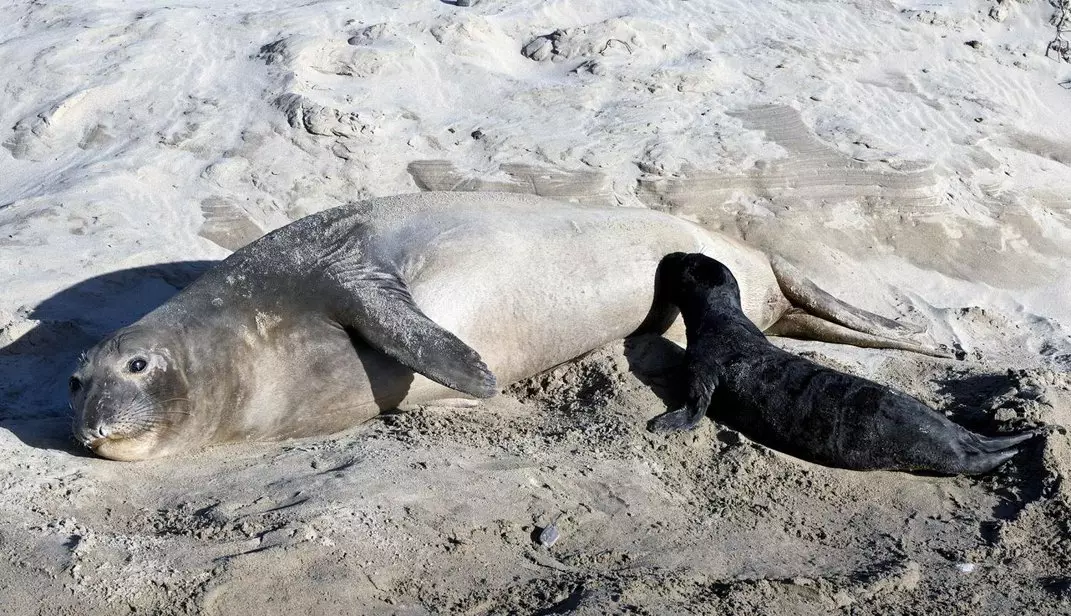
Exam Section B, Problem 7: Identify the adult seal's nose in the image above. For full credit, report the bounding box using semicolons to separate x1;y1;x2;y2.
79;422;112;446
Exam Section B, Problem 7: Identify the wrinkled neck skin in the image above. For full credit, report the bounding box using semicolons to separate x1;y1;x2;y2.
180;321;254;448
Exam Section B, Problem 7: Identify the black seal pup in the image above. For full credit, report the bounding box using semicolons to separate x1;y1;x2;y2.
647;252;1044;474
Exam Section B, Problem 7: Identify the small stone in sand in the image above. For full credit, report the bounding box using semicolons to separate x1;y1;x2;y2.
539;523;560;547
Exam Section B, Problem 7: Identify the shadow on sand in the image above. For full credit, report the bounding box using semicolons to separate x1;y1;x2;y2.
0;261;217;454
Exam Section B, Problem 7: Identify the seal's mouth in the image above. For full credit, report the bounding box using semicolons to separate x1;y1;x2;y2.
75;426;163;461
82;435;106;449
76;425;123;448
80;433;122;450
78;430;126;452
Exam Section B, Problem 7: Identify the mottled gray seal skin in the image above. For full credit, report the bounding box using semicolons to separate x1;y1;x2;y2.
70;192;942;461
648;252;1043;475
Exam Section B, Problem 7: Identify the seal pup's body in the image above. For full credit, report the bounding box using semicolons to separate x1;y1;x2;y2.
72;192;942;461
648;252;1042;474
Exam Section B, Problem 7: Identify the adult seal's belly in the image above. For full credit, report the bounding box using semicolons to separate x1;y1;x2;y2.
69;192;938;460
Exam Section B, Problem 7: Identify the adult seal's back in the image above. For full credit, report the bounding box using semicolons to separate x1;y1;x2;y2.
70;192;943;461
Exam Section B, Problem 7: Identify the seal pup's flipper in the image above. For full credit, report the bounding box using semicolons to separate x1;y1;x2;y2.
647;355;720;433
941;427;1047;475
958;448;1022;475
970;428;1046;453
326;272;497;398
936;427;1047;475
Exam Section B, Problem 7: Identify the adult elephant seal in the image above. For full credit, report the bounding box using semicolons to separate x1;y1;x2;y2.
70;191;941;461
647;252;1043;474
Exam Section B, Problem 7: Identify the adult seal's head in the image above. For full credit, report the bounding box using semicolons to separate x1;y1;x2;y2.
69;326;194;461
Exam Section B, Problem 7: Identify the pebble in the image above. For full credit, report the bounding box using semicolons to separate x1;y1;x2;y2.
539;522;560;547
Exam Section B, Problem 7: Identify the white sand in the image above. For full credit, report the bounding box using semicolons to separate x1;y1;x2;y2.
2;0;1071;613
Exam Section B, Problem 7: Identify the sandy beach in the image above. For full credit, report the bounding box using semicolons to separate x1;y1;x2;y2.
2;0;1071;613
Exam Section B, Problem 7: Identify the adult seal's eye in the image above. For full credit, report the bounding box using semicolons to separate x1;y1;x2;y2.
69;377;82;393
128;358;148;373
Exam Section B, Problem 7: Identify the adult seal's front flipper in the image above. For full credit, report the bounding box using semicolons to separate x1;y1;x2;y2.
324;265;498;399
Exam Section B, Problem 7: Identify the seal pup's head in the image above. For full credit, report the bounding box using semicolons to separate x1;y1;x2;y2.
658;252;742;310
69;326;192;461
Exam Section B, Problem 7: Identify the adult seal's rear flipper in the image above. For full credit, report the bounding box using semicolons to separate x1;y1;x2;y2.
767;255;952;358
766;310;954;359
325;267;498;399
769;255;924;337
